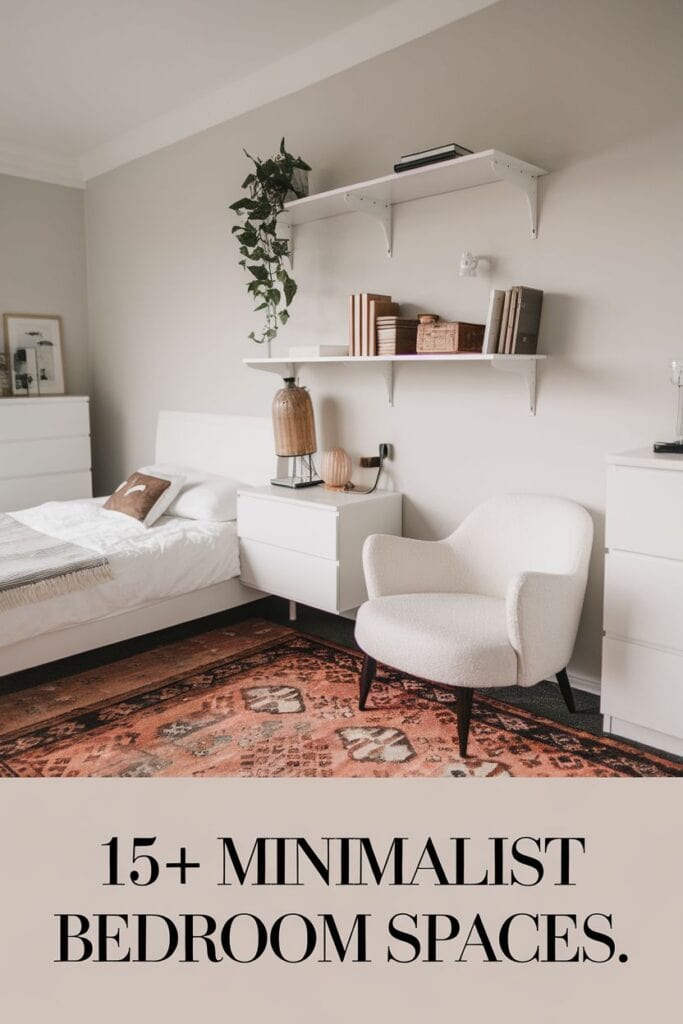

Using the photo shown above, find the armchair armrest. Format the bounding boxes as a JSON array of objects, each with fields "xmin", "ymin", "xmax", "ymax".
[
  {"xmin": 506, "ymin": 571, "xmax": 582, "ymax": 686},
  {"xmin": 362, "ymin": 533, "xmax": 462, "ymax": 599}
]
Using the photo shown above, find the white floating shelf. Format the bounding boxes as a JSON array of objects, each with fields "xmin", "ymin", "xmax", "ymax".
[
  {"xmin": 281, "ymin": 149, "xmax": 547, "ymax": 254},
  {"xmin": 244, "ymin": 354, "xmax": 546, "ymax": 415}
]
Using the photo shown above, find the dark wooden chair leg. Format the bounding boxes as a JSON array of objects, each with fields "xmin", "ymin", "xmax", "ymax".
[
  {"xmin": 359, "ymin": 655, "xmax": 377, "ymax": 710},
  {"xmin": 556, "ymin": 668, "xmax": 576, "ymax": 713},
  {"xmin": 455, "ymin": 687, "xmax": 474, "ymax": 758}
]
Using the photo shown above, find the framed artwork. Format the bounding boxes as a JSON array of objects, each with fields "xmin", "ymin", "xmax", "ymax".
[
  {"xmin": 0, "ymin": 349, "xmax": 10, "ymax": 397},
  {"xmin": 3, "ymin": 314, "xmax": 65, "ymax": 396}
]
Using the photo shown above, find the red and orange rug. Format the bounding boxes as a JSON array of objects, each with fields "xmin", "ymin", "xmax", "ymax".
[{"xmin": 0, "ymin": 620, "xmax": 679, "ymax": 778}]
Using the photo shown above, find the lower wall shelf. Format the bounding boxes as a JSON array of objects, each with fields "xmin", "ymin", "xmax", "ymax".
[{"xmin": 244, "ymin": 353, "xmax": 546, "ymax": 414}]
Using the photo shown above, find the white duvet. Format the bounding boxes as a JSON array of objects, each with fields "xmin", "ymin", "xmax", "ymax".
[{"xmin": 1, "ymin": 498, "xmax": 240, "ymax": 647}]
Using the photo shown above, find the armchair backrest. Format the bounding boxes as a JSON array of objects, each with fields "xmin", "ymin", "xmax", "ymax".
[{"xmin": 447, "ymin": 494, "xmax": 593, "ymax": 598}]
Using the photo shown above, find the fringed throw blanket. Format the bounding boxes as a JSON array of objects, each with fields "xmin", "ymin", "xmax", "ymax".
[{"xmin": 0, "ymin": 514, "xmax": 112, "ymax": 613}]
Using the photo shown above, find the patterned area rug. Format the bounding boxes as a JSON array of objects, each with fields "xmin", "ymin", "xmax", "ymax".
[{"xmin": 0, "ymin": 619, "xmax": 679, "ymax": 778}]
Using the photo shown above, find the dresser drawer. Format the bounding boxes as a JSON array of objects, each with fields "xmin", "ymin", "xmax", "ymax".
[
  {"xmin": 237, "ymin": 493, "xmax": 338, "ymax": 560},
  {"xmin": 0, "ymin": 471, "xmax": 92, "ymax": 512},
  {"xmin": 606, "ymin": 465, "xmax": 683, "ymax": 560},
  {"xmin": 240, "ymin": 539, "xmax": 339, "ymax": 613},
  {"xmin": 0, "ymin": 436, "xmax": 91, "ymax": 479},
  {"xmin": 601, "ymin": 637, "xmax": 683, "ymax": 739},
  {"xmin": 604, "ymin": 551, "xmax": 683, "ymax": 653},
  {"xmin": 0, "ymin": 399, "xmax": 89, "ymax": 440}
]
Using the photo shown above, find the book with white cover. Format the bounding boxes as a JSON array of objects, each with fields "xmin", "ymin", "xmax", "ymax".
[
  {"xmin": 482, "ymin": 289, "xmax": 505, "ymax": 354},
  {"xmin": 288, "ymin": 345, "xmax": 349, "ymax": 359}
]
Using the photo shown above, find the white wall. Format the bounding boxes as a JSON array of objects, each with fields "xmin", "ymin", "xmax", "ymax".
[
  {"xmin": 84, "ymin": 0, "xmax": 683, "ymax": 686},
  {"xmin": 0, "ymin": 174, "xmax": 88, "ymax": 394}
]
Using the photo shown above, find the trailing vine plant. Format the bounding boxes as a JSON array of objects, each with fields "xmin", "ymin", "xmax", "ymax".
[{"xmin": 230, "ymin": 138, "xmax": 311, "ymax": 345}]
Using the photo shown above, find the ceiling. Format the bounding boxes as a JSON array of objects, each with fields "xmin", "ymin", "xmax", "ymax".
[{"xmin": 0, "ymin": 0, "xmax": 497, "ymax": 186}]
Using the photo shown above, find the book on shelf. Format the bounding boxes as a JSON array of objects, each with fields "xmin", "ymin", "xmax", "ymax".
[
  {"xmin": 375, "ymin": 315, "xmax": 419, "ymax": 355},
  {"xmin": 511, "ymin": 287, "xmax": 543, "ymax": 354},
  {"xmin": 356, "ymin": 294, "xmax": 366, "ymax": 358},
  {"xmin": 288, "ymin": 345, "xmax": 349, "ymax": 359},
  {"xmin": 496, "ymin": 286, "xmax": 544, "ymax": 355},
  {"xmin": 505, "ymin": 288, "xmax": 519, "ymax": 353},
  {"xmin": 369, "ymin": 299, "xmax": 398, "ymax": 355},
  {"xmin": 498, "ymin": 290, "xmax": 512, "ymax": 353},
  {"xmin": 482, "ymin": 289, "xmax": 505, "ymax": 354},
  {"xmin": 361, "ymin": 293, "xmax": 391, "ymax": 357},
  {"xmin": 394, "ymin": 142, "xmax": 472, "ymax": 173},
  {"xmin": 349, "ymin": 293, "xmax": 395, "ymax": 356}
]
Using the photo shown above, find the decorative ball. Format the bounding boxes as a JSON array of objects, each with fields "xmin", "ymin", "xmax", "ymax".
[{"xmin": 320, "ymin": 448, "xmax": 352, "ymax": 490}]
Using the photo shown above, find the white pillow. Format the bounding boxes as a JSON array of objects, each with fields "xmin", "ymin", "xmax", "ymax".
[{"xmin": 139, "ymin": 463, "xmax": 240, "ymax": 522}]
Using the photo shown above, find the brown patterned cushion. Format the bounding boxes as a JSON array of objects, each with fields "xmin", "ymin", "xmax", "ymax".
[{"xmin": 103, "ymin": 472, "xmax": 173, "ymax": 525}]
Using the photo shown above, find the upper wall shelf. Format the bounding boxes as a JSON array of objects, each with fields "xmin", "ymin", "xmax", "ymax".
[{"xmin": 281, "ymin": 150, "xmax": 547, "ymax": 256}]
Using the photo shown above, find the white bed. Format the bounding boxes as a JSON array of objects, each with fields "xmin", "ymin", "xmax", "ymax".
[{"xmin": 0, "ymin": 410, "xmax": 274, "ymax": 676}]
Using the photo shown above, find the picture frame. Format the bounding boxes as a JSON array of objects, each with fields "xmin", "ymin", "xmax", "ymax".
[
  {"xmin": 3, "ymin": 314, "xmax": 65, "ymax": 397},
  {"xmin": 0, "ymin": 349, "xmax": 10, "ymax": 397}
]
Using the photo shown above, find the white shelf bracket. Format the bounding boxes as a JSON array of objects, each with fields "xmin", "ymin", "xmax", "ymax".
[
  {"xmin": 344, "ymin": 192, "xmax": 393, "ymax": 257},
  {"xmin": 491, "ymin": 356, "xmax": 538, "ymax": 415},
  {"xmin": 491, "ymin": 159, "xmax": 539, "ymax": 239},
  {"xmin": 381, "ymin": 361, "xmax": 394, "ymax": 406}
]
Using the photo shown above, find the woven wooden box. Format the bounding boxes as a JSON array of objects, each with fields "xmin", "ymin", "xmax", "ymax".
[{"xmin": 416, "ymin": 320, "xmax": 485, "ymax": 354}]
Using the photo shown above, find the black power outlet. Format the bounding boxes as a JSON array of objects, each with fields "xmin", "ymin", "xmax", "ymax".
[{"xmin": 360, "ymin": 443, "xmax": 391, "ymax": 468}]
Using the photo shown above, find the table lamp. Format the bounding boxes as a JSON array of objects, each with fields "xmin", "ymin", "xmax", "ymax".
[
  {"xmin": 271, "ymin": 378, "xmax": 322, "ymax": 487},
  {"xmin": 653, "ymin": 359, "xmax": 683, "ymax": 454}
]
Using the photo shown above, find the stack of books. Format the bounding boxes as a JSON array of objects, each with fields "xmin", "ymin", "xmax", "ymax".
[
  {"xmin": 394, "ymin": 142, "xmax": 472, "ymax": 174},
  {"xmin": 482, "ymin": 287, "xmax": 544, "ymax": 355},
  {"xmin": 348, "ymin": 293, "xmax": 398, "ymax": 356},
  {"xmin": 376, "ymin": 316, "xmax": 419, "ymax": 356}
]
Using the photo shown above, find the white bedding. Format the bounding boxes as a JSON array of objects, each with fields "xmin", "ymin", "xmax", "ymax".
[{"xmin": 1, "ymin": 498, "xmax": 240, "ymax": 646}]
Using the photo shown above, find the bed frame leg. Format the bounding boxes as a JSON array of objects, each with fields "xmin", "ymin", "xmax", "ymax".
[{"xmin": 288, "ymin": 600, "xmax": 297, "ymax": 622}]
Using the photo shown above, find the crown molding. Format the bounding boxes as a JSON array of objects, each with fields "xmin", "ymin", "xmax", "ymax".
[
  {"xmin": 0, "ymin": 143, "xmax": 84, "ymax": 189},
  {"xmin": 80, "ymin": 0, "xmax": 497, "ymax": 181}
]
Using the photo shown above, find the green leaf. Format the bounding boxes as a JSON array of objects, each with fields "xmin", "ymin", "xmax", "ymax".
[
  {"xmin": 283, "ymin": 278, "xmax": 297, "ymax": 305},
  {"xmin": 279, "ymin": 309, "xmax": 290, "ymax": 324},
  {"xmin": 248, "ymin": 264, "xmax": 269, "ymax": 280},
  {"xmin": 229, "ymin": 198, "xmax": 255, "ymax": 213}
]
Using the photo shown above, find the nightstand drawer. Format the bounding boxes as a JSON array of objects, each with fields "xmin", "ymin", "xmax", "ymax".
[
  {"xmin": 604, "ymin": 551, "xmax": 683, "ymax": 653},
  {"xmin": 606, "ymin": 466, "xmax": 683, "ymax": 559},
  {"xmin": 601, "ymin": 637, "xmax": 683, "ymax": 739},
  {"xmin": 237, "ymin": 493, "xmax": 337, "ymax": 559},
  {"xmin": 239, "ymin": 539, "xmax": 339, "ymax": 613}
]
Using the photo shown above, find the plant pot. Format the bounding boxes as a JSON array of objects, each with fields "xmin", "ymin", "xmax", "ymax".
[{"xmin": 286, "ymin": 169, "xmax": 309, "ymax": 201}]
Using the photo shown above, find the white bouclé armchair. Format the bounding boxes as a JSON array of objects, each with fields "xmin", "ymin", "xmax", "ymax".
[{"xmin": 354, "ymin": 494, "xmax": 593, "ymax": 757}]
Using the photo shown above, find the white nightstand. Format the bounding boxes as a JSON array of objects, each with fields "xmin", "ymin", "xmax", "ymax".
[{"xmin": 237, "ymin": 485, "xmax": 402, "ymax": 616}]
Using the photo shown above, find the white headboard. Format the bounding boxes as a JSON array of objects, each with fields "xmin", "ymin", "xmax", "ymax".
[{"xmin": 155, "ymin": 410, "xmax": 274, "ymax": 485}]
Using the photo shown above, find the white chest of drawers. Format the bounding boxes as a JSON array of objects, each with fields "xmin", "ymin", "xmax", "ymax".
[
  {"xmin": 601, "ymin": 448, "xmax": 683, "ymax": 756},
  {"xmin": 237, "ymin": 485, "xmax": 402, "ymax": 615},
  {"xmin": 0, "ymin": 396, "xmax": 93, "ymax": 512}
]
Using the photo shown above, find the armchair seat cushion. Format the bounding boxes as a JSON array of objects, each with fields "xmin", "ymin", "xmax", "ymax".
[{"xmin": 355, "ymin": 593, "xmax": 518, "ymax": 689}]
